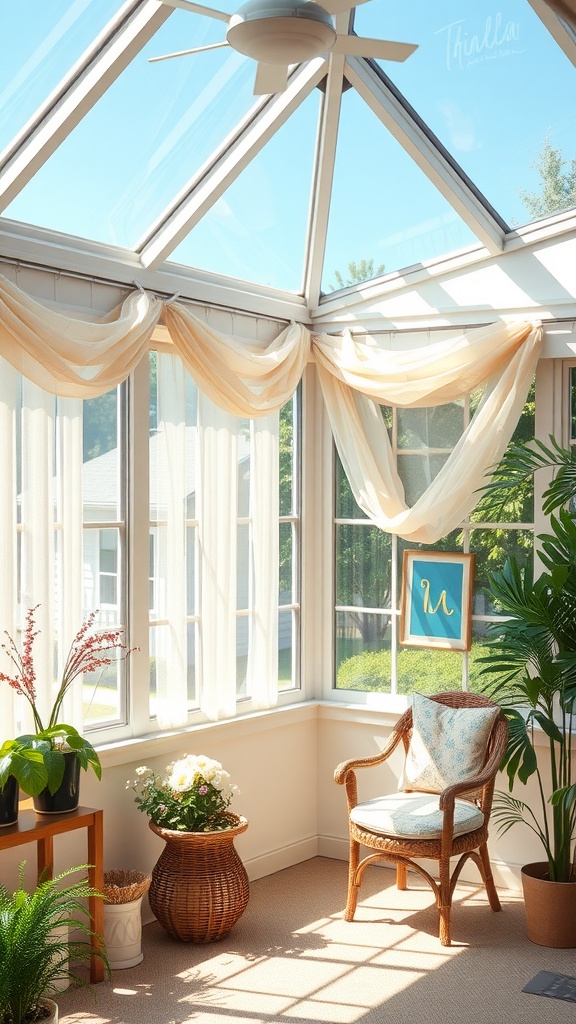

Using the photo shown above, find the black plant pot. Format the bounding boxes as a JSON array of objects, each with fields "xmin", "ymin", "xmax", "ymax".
[
  {"xmin": 34, "ymin": 750, "xmax": 81, "ymax": 814},
  {"xmin": 0, "ymin": 775, "xmax": 19, "ymax": 827}
]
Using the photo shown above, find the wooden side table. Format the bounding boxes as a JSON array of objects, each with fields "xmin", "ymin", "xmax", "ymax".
[{"xmin": 0, "ymin": 805, "xmax": 105, "ymax": 982}]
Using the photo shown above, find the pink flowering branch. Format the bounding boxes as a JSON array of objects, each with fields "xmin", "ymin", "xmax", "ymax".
[
  {"xmin": 49, "ymin": 610, "xmax": 138, "ymax": 729},
  {"xmin": 0, "ymin": 604, "xmax": 138, "ymax": 735},
  {"xmin": 0, "ymin": 605, "xmax": 43, "ymax": 732}
]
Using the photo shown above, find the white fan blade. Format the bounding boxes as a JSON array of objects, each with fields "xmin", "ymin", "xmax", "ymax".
[
  {"xmin": 332, "ymin": 36, "xmax": 418, "ymax": 61},
  {"xmin": 320, "ymin": 0, "xmax": 371, "ymax": 14},
  {"xmin": 148, "ymin": 40, "xmax": 230, "ymax": 62},
  {"xmin": 253, "ymin": 62, "xmax": 289, "ymax": 95},
  {"xmin": 160, "ymin": 0, "xmax": 230, "ymax": 22}
]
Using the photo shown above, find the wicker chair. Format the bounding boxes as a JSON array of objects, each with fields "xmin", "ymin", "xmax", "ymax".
[{"xmin": 334, "ymin": 691, "xmax": 508, "ymax": 946}]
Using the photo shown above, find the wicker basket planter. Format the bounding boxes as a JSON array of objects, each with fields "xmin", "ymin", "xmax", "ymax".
[{"xmin": 148, "ymin": 814, "xmax": 249, "ymax": 942}]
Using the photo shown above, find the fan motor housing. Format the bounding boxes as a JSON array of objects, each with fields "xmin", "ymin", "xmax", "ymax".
[{"xmin": 227, "ymin": 0, "xmax": 337, "ymax": 63}]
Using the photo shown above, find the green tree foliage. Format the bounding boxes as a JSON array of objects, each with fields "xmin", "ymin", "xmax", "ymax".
[
  {"xmin": 519, "ymin": 132, "xmax": 576, "ymax": 220},
  {"xmin": 330, "ymin": 258, "xmax": 385, "ymax": 292}
]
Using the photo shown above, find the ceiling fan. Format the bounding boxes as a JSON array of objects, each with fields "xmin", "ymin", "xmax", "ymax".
[{"xmin": 151, "ymin": 0, "xmax": 417, "ymax": 95}]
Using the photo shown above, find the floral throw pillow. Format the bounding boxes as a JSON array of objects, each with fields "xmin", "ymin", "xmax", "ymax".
[{"xmin": 401, "ymin": 691, "xmax": 499, "ymax": 794}]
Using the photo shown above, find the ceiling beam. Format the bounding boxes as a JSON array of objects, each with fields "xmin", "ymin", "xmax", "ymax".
[
  {"xmin": 0, "ymin": 0, "xmax": 173, "ymax": 210},
  {"xmin": 302, "ymin": 54, "xmax": 346, "ymax": 309},
  {"xmin": 345, "ymin": 56, "xmax": 507, "ymax": 256},
  {"xmin": 527, "ymin": 0, "xmax": 576, "ymax": 67},
  {"xmin": 138, "ymin": 57, "xmax": 327, "ymax": 269}
]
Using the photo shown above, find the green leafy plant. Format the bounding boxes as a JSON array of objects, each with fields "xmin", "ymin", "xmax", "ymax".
[
  {"xmin": 129, "ymin": 754, "xmax": 238, "ymax": 832},
  {"xmin": 478, "ymin": 437, "xmax": 576, "ymax": 882},
  {"xmin": 0, "ymin": 863, "xmax": 109, "ymax": 1024},
  {"xmin": 0, "ymin": 605, "xmax": 136, "ymax": 795},
  {"xmin": 0, "ymin": 738, "xmax": 49, "ymax": 798}
]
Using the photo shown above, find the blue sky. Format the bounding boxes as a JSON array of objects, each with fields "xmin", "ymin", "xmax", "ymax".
[{"xmin": 1, "ymin": 0, "xmax": 574, "ymax": 293}]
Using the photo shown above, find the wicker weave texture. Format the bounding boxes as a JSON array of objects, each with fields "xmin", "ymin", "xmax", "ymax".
[
  {"xmin": 335, "ymin": 691, "xmax": 508, "ymax": 946},
  {"xmin": 148, "ymin": 814, "xmax": 249, "ymax": 942}
]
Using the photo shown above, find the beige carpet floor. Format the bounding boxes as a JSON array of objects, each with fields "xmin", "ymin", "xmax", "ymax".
[{"xmin": 58, "ymin": 857, "xmax": 576, "ymax": 1024}]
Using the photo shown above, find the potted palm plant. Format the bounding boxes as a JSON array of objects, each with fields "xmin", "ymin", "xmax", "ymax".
[
  {"xmin": 0, "ymin": 863, "xmax": 109, "ymax": 1024},
  {"xmin": 478, "ymin": 436, "xmax": 576, "ymax": 946}
]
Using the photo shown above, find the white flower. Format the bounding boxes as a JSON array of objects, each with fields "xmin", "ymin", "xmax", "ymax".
[
  {"xmin": 167, "ymin": 757, "xmax": 198, "ymax": 793},
  {"xmin": 135, "ymin": 765, "xmax": 151, "ymax": 776}
]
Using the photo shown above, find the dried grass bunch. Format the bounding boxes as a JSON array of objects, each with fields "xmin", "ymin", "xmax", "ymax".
[{"xmin": 103, "ymin": 869, "xmax": 150, "ymax": 904}]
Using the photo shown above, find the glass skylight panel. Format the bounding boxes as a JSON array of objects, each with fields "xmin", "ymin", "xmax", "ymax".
[
  {"xmin": 354, "ymin": 0, "xmax": 576, "ymax": 228},
  {"xmin": 0, "ymin": 0, "xmax": 123, "ymax": 156},
  {"xmin": 3, "ymin": 7, "xmax": 258, "ymax": 248},
  {"xmin": 170, "ymin": 89, "xmax": 321, "ymax": 293},
  {"xmin": 321, "ymin": 88, "xmax": 477, "ymax": 296}
]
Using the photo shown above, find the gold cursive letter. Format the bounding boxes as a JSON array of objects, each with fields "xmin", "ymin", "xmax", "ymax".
[{"xmin": 421, "ymin": 578, "xmax": 455, "ymax": 616}]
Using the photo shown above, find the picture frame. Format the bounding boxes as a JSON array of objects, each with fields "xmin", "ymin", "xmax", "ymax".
[{"xmin": 399, "ymin": 551, "xmax": 475, "ymax": 652}]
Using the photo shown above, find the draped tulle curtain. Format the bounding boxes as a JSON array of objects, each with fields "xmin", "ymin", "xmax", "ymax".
[
  {"xmin": 0, "ymin": 360, "xmax": 84, "ymax": 736},
  {"xmin": 312, "ymin": 320, "xmax": 543, "ymax": 542},
  {"xmin": 0, "ymin": 273, "xmax": 543, "ymax": 734},
  {"xmin": 150, "ymin": 352, "xmax": 189, "ymax": 729}
]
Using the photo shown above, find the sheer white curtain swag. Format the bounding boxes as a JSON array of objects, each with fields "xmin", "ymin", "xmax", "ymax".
[
  {"xmin": 0, "ymin": 275, "xmax": 162, "ymax": 396},
  {"xmin": 313, "ymin": 321, "xmax": 542, "ymax": 542}
]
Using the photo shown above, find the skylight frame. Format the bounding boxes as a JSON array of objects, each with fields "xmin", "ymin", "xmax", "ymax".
[{"xmin": 0, "ymin": 0, "xmax": 174, "ymax": 211}]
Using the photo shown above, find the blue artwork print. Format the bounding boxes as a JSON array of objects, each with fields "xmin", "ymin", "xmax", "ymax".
[{"xmin": 409, "ymin": 558, "xmax": 464, "ymax": 641}]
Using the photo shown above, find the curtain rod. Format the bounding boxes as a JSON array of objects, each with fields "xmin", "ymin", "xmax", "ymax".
[
  {"xmin": 0, "ymin": 255, "xmax": 291, "ymax": 327},
  {"xmin": 333, "ymin": 316, "xmax": 576, "ymax": 335},
  {"xmin": 1, "ymin": 255, "xmax": 573, "ymax": 333}
]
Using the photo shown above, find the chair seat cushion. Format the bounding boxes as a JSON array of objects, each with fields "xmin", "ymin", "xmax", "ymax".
[{"xmin": 350, "ymin": 791, "xmax": 485, "ymax": 839}]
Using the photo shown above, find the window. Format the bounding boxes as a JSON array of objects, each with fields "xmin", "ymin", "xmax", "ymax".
[
  {"xmin": 144, "ymin": 349, "xmax": 301, "ymax": 733},
  {"xmin": 334, "ymin": 381, "xmax": 535, "ymax": 698},
  {"xmin": 3, "ymin": 342, "xmax": 300, "ymax": 744}
]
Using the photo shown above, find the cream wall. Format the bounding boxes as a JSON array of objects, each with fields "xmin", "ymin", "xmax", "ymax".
[
  {"xmin": 0, "ymin": 706, "xmax": 319, "ymax": 923},
  {"xmin": 2, "ymin": 703, "xmax": 558, "ymax": 917}
]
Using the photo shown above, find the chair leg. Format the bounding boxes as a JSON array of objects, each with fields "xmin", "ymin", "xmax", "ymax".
[
  {"xmin": 438, "ymin": 856, "xmax": 452, "ymax": 946},
  {"xmin": 396, "ymin": 861, "xmax": 408, "ymax": 891},
  {"xmin": 478, "ymin": 843, "xmax": 502, "ymax": 912},
  {"xmin": 345, "ymin": 837, "xmax": 361, "ymax": 922}
]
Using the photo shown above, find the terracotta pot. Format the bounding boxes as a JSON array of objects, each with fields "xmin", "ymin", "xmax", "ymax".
[
  {"xmin": 0, "ymin": 775, "xmax": 19, "ymax": 827},
  {"xmin": 521, "ymin": 862, "xmax": 576, "ymax": 948},
  {"xmin": 148, "ymin": 815, "xmax": 249, "ymax": 942},
  {"xmin": 34, "ymin": 751, "xmax": 80, "ymax": 814}
]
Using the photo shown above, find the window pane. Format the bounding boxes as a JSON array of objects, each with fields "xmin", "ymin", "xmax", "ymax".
[
  {"xmin": 470, "ymin": 528, "xmax": 533, "ymax": 615},
  {"xmin": 336, "ymin": 524, "xmax": 392, "ymax": 610},
  {"xmin": 83, "ymin": 389, "xmax": 119, "ymax": 522},
  {"xmin": 279, "ymin": 398, "xmax": 294, "ymax": 516},
  {"xmin": 397, "ymin": 453, "xmax": 449, "ymax": 505},
  {"xmin": 335, "ymin": 454, "xmax": 368, "ymax": 519},
  {"xmin": 237, "ymin": 523, "xmax": 249, "ymax": 609},
  {"xmin": 236, "ymin": 616, "xmax": 248, "ymax": 697},
  {"xmin": 82, "ymin": 658, "xmax": 122, "ymax": 727},
  {"xmin": 396, "ymin": 646, "xmax": 463, "ymax": 695},
  {"xmin": 278, "ymin": 610, "xmax": 293, "ymax": 691},
  {"xmin": 335, "ymin": 611, "xmax": 391, "ymax": 693},
  {"xmin": 468, "ymin": 620, "xmax": 496, "ymax": 695},
  {"xmin": 279, "ymin": 523, "xmax": 292, "ymax": 604},
  {"xmin": 397, "ymin": 403, "xmax": 464, "ymax": 450}
]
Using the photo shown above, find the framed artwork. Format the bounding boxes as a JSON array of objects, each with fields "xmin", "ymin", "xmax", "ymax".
[{"xmin": 399, "ymin": 551, "xmax": 475, "ymax": 652}]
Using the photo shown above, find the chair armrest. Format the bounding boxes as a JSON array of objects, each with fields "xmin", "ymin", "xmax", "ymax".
[{"xmin": 438, "ymin": 715, "xmax": 508, "ymax": 811}]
